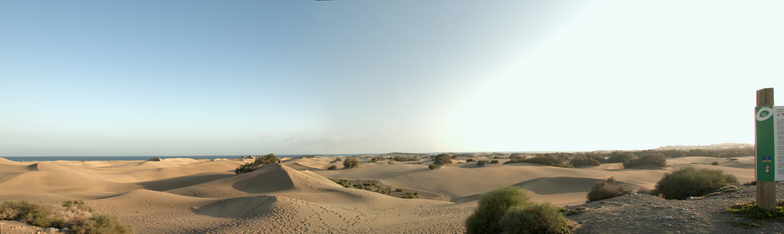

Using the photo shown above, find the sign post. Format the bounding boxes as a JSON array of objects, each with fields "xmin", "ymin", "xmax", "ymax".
[{"xmin": 755, "ymin": 88, "xmax": 780, "ymax": 210}]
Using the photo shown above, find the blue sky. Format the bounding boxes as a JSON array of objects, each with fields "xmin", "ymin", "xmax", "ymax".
[{"xmin": 1, "ymin": 1, "xmax": 782, "ymax": 156}]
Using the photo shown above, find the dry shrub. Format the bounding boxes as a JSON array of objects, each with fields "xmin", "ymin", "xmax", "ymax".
[
  {"xmin": 72, "ymin": 214, "xmax": 133, "ymax": 234},
  {"xmin": 343, "ymin": 157, "xmax": 359, "ymax": 169},
  {"xmin": 0, "ymin": 199, "xmax": 116, "ymax": 231},
  {"xmin": 499, "ymin": 202, "xmax": 572, "ymax": 234},
  {"xmin": 623, "ymin": 153, "xmax": 666, "ymax": 168},
  {"xmin": 570, "ymin": 156, "xmax": 600, "ymax": 167},
  {"xmin": 654, "ymin": 166, "xmax": 738, "ymax": 200},
  {"xmin": 433, "ymin": 154, "xmax": 453, "ymax": 165},
  {"xmin": 586, "ymin": 177, "xmax": 632, "ymax": 202}
]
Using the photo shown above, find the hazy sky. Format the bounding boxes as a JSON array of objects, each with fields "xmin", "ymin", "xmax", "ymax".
[{"xmin": 2, "ymin": 1, "xmax": 783, "ymax": 156}]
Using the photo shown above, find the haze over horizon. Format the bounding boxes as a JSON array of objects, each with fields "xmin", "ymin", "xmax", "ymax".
[{"xmin": 2, "ymin": 1, "xmax": 782, "ymax": 156}]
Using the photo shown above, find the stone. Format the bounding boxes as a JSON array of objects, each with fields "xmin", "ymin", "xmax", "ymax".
[
  {"xmin": 42, "ymin": 227, "xmax": 58, "ymax": 233},
  {"xmin": 658, "ymin": 216, "xmax": 674, "ymax": 220}
]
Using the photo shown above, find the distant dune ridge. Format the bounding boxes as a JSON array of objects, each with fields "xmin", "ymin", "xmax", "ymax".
[{"xmin": 0, "ymin": 151, "xmax": 771, "ymax": 233}]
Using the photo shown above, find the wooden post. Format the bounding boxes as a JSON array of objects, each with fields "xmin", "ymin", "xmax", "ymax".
[{"xmin": 757, "ymin": 88, "xmax": 775, "ymax": 210}]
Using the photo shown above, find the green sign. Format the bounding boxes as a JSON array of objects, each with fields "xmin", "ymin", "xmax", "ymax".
[{"xmin": 756, "ymin": 106, "xmax": 784, "ymax": 181}]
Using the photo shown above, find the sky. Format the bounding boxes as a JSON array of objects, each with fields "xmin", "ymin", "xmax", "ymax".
[{"xmin": 1, "ymin": 1, "xmax": 783, "ymax": 156}]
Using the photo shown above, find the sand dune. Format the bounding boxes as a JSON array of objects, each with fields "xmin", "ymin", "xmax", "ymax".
[{"xmin": 0, "ymin": 155, "xmax": 758, "ymax": 233}]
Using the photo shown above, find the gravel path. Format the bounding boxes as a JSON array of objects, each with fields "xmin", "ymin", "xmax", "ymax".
[{"xmin": 566, "ymin": 183, "xmax": 784, "ymax": 234}]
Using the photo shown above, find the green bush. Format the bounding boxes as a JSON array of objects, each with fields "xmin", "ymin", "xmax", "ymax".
[
  {"xmin": 623, "ymin": 153, "xmax": 666, "ymax": 168},
  {"xmin": 654, "ymin": 167, "xmax": 739, "ymax": 199},
  {"xmin": 505, "ymin": 154, "xmax": 572, "ymax": 168},
  {"xmin": 255, "ymin": 153, "xmax": 279, "ymax": 165},
  {"xmin": 570, "ymin": 156, "xmax": 600, "ymax": 167},
  {"xmin": 392, "ymin": 156, "xmax": 418, "ymax": 162},
  {"xmin": 586, "ymin": 177, "xmax": 632, "ymax": 202},
  {"xmin": 490, "ymin": 160, "xmax": 499, "ymax": 164},
  {"xmin": 428, "ymin": 165, "xmax": 437, "ymax": 170},
  {"xmin": 402, "ymin": 192, "xmax": 415, "ymax": 199},
  {"xmin": 711, "ymin": 161, "xmax": 720, "ymax": 166},
  {"xmin": 72, "ymin": 214, "xmax": 133, "ymax": 234},
  {"xmin": 0, "ymin": 200, "xmax": 57, "ymax": 227},
  {"xmin": 1, "ymin": 200, "xmax": 131, "ymax": 233},
  {"xmin": 466, "ymin": 159, "xmax": 475, "ymax": 162},
  {"xmin": 234, "ymin": 162, "xmax": 254, "ymax": 174},
  {"xmin": 499, "ymin": 202, "xmax": 572, "ymax": 234},
  {"xmin": 465, "ymin": 187, "xmax": 529, "ymax": 234},
  {"xmin": 606, "ymin": 151, "xmax": 637, "ymax": 163},
  {"xmin": 327, "ymin": 165, "xmax": 337, "ymax": 170},
  {"xmin": 509, "ymin": 153, "xmax": 525, "ymax": 161},
  {"xmin": 343, "ymin": 157, "xmax": 359, "ymax": 169},
  {"xmin": 583, "ymin": 152, "xmax": 606, "ymax": 163},
  {"xmin": 433, "ymin": 153, "xmax": 453, "ymax": 165},
  {"xmin": 477, "ymin": 160, "xmax": 487, "ymax": 166}
]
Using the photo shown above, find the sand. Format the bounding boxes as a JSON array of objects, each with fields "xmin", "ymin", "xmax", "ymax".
[{"xmin": 0, "ymin": 155, "xmax": 757, "ymax": 233}]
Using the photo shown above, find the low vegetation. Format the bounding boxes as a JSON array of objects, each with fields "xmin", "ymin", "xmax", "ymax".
[
  {"xmin": 428, "ymin": 165, "xmax": 437, "ymax": 170},
  {"xmin": 570, "ymin": 156, "xmax": 600, "ymax": 167},
  {"xmin": 726, "ymin": 200, "xmax": 784, "ymax": 220},
  {"xmin": 622, "ymin": 153, "xmax": 666, "ymax": 168},
  {"xmin": 582, "ymin": 152, "xmax": 606, "ymax": 163},
  {"xmin": 235, "ymin": 153, "xmax": 279, "ymax": 174},
  {"xmin": 343, "ymin": 157, "xmax": 360, "ymax": 169},
  {"xmin": 327, "ymin": 165, "xmax": 337, "ymax": 170},
  {"xmin": 234, "ymin": 163, "xmax": 254, "ymax": 174},
  {"xmin": 685, "ymin": 147, "xmax": 754, "ymax": 157},
  {"xmin": 466, "ymin": 159, "xmax": 475, "ymax": 162},
  {"xmin": 606, "ymin": 151, "xmax": 637, "ymax": 163},
  {"xmin": 392, "ymin": 156, "xmax": 419, "ymax": 162},
  {"xmin": 255, "ymin": 153, "xmax": 279, "ymax": 164},
  {"xmin": 490, "ymin": 160, "xmax": 499, "ymax": 164},
  {"xmin": 654, "ymin": 166, "xmax": 738, "ymax": 199},
  {"xmin": 465, "ymin": 186, "xmax": 572, "ymax": 234},
  {"xmin": 0, "ymin": 200, "xmax": 133, "ymax": 234},
  {"xmin": 509, "ymin": 153, "xmax": 526, "ymax": 161},
  {"xmin": 329, "ymin": 178, "xmax": 417, "ymax": 198},
  {"xmin": 504, "ymin": 153, "xmax": 572, "ymax": 168},
  {"xmin": 329, "ymin": 156, "xmax": 342, "ymax": 163},
  {"xmin": 433, "ymin": 153, "xmax": 453, "ymax": 165},
  {"xmin": 499, "ymin": 202, "xmax": 573, "ymax": 234},
  {"xmin": 586, "ymin": 177, "xmax": 632, "ymax": 202},
  {"xmin": 370, "ymin": 156, "xmax": 386, "ymax": 163}
]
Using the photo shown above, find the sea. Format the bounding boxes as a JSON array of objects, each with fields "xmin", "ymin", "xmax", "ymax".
[{"xmin": 2, "ymin": 154, "xmax": 371, "ymax": 162}]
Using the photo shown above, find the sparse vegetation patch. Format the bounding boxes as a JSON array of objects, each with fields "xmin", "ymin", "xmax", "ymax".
[
  {"xmin": 0, "ymin": 200, "xmax": 133, "ymax": 234},
  {"xmin": 623, "ymin": 153, "xmax": 666, "ymax": 168},
  {"xmin": 586, "ymin": 177, "xmax": 632, "ymax": 202}
]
